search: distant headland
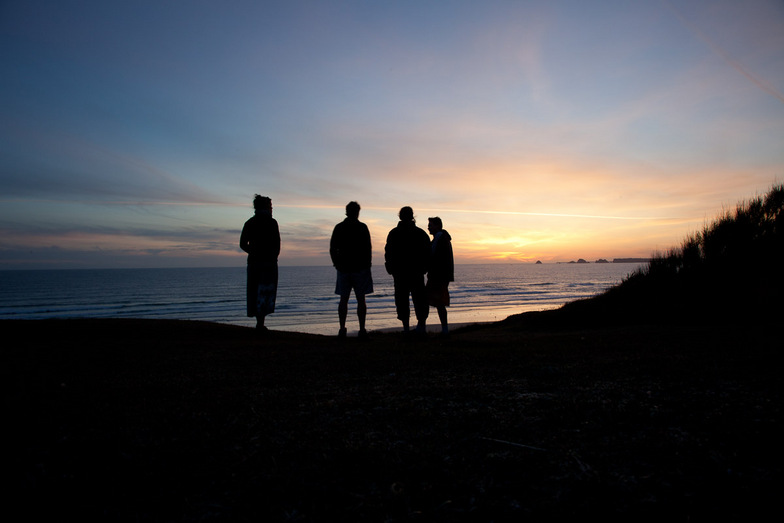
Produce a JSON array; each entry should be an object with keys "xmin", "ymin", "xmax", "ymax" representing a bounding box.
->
[{"xmin": 552, "ymin": 257, "xmax": 651, "ymax": 264}]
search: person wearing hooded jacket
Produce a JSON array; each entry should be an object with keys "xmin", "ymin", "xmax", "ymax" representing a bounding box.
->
[
  {"xmin": 384, "ymin": 206, "xmax": 430, "ymax": 334},
  {"xmin": 426, "ymin": 216, "xmax": 454, "ymax": 336}
]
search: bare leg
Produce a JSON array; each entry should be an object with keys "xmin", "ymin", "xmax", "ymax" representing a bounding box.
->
[
  {"xmin": 338, "ymin": 294, "xmax": 350, "ymax": 329},
  {"xmin": 436, "ymin": 305, "xmax": 448, "ymax": 334},
  {"xmin": 356, "ymin": 293, "xmax": 367, "ymax": 332},
  {"xmin": 338, "ymin": 293, "xmax": 350, "ymax": 338}
]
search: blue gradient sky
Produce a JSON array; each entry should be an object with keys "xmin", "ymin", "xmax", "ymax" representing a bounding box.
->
[{"xmin": 2, "ymin": 0, "xmax": 783, "ymax": 269}]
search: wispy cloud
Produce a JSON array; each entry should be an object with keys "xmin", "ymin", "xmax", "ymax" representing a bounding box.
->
[{"xmin": 1, "ymin": 0, "xmax": 782, "ymax": 268}]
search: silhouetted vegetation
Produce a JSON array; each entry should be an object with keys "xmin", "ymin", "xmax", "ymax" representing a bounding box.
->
[{"xmin": 526, "ymin": 184, "xmax": 784, "ymax": 327}]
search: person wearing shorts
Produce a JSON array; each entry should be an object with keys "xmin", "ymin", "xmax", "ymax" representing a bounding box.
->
[{"xmin": 330, "ymin": 201, "xmax": 374, "ymax": 338}]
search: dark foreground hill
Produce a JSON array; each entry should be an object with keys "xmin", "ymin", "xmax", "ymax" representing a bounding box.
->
[
  {"xmin": 5, "ymin": 187, "xmax": 783, "ymax": 520},
  {"xmin": 3, "ymin": 317, "xmax": 780, "ymax": 521}
]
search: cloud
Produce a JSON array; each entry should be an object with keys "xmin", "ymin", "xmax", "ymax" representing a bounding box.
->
[
  {"xmin": 0, "ymin": 120, "xmax": 227, "ymax": 204},
  {"xmin": 1, "ymin": 0, "xmax": 781, "ymax": 269},
  {"xmin": 0, "ymin": 220, "xmax": 245, "ymax": 270}
]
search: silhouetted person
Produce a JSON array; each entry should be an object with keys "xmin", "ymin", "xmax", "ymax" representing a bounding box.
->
[
  {"xmin": 384, "ymin": 206, "xmax": 430, "ymax": 335},
  {"xmin": 330, "ymin": 201, "xmax": 373, "ymax": 339},
  {"xmin": 240, "ymin": 195, "xmax": 280, "ymax": 332},
  {"xmin": 427, "ymin": 217, "xmax": 454, "ymax": 337}
]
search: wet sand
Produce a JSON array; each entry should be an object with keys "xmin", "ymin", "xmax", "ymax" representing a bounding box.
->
[{"xmin": 3, "ymin": 316, "xmax": 780, "ymax": 520}]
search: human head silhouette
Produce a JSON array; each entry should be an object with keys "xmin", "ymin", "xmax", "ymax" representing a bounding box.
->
[
  {"xmin": 428, "ymin": 216, "xmax": 443, "ymax": 234},
  {"xmin": 253, "ymin": 195, "xmax": 272, "ymax": 214},
  {"xmin": 399, "ymin": 206, "xmax": 414, "ymax": 223},
  {"xmin": 346, "ymin": 201, "xmax": 360, "ymax": 219}
]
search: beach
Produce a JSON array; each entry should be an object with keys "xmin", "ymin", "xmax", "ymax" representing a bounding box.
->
[{"xmin": 4, "ymin": 316, "xmax": 780, "ymax": 521}]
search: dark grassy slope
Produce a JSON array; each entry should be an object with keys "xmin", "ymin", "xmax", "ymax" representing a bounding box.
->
[{"xmin": 521, "ymin": 184, "xmax": 784, "ymax": 328}]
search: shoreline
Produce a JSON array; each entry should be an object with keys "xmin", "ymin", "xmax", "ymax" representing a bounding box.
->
[
  {"xmin": 232, "ymin": 303, "xmax": 556, "ymax": 335},
  {"xmin": 0, "ymin": 263, "xmax": 637, "ymax": 330}
]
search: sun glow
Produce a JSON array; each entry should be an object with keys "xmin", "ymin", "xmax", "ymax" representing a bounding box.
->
[{"xmin": 1, "ymin": 0, "xmax": 781, "ymax": 270}]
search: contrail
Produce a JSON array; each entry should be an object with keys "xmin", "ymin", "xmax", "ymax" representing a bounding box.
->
[
  {"xmin": 0, "ymin": 199, "xmax": 664, "ymax": 221},
  {"xmin": 410, "ymin": 207, "xmax": 663, "ymax": 221},
  {"xmin": 277, "ymin": 204, "xmax": 663, "ymax": 221},
  {"xmin": 662, "ymin": 0, "xmax": 784, "ymax": 105}
]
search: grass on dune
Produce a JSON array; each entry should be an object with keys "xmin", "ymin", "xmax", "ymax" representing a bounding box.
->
[{"xmin": 533, "ymin": 184, "xmax": 784, "ymax": 327}]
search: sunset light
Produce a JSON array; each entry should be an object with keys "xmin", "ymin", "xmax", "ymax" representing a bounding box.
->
[{"xmin": 1, "ymin": 0, "xmax": 782, "ymax": 269}]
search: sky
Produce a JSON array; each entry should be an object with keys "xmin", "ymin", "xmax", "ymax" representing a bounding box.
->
[{"xmin": 1, "ymin": 0, "xmax": 783, "ymax": 269}]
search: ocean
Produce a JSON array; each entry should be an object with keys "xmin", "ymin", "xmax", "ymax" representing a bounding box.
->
[{"xmin": 0, "ymin": 263, "xmax": 645, "ymax": 335}]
